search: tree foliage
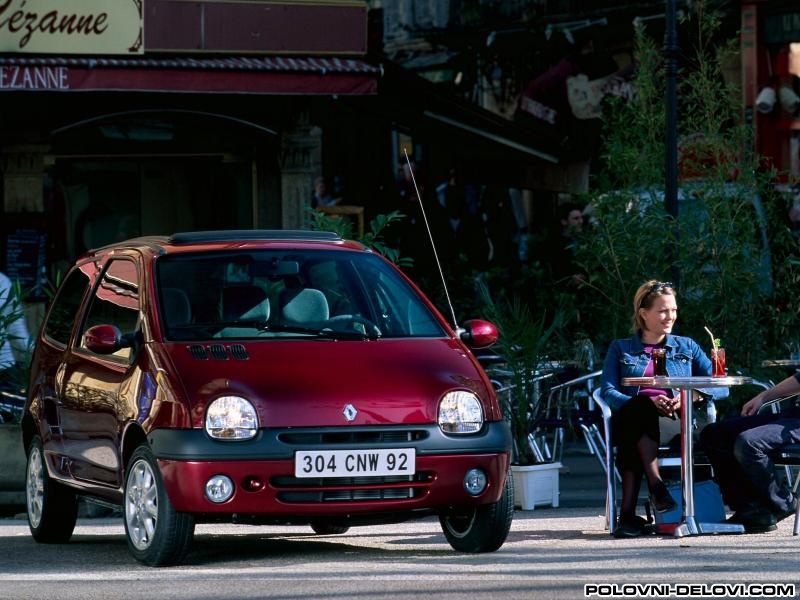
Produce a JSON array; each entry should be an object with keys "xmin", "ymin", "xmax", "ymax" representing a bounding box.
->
[{"xmin": 573, "ymin": 4, "xmax": 791, "ymax": 372}]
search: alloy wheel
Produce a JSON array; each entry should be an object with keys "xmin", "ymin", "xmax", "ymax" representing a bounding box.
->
[
  {"xmin": 125, "ymin": 458, "xmax": 159, "ymax": 550},
  {"xmin": 26, "ymin": 445, "xmax": 44, "ymax": 529}
]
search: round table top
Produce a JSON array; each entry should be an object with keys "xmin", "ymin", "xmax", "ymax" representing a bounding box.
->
[
  {"xmin": 761, "ymin": 359, "xmax": 800, "ymax": 368},
  {"xmin": 622, "ymin": 375, "xmax": 752, "ymax": 387}
]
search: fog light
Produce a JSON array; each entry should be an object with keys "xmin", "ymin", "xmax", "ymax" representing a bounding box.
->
[
  {"xmin": 205, "ymin": 475, "xmax": 234, "ymax": 503},
  {"xmin": 463, "ymin": 468, "xmax": 487, "ymax": 496}
]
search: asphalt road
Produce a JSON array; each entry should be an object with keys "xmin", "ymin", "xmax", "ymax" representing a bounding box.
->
[
  {"xmin": 1, "ymin": 508, "xmax": 799, "ymax": 600},
  {"xmin": 1, "ymin": 444, "xmax": 798, "ymax": 600}
]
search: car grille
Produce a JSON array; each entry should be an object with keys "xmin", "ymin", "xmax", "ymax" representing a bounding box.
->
[
  {"xmin": 274, "ymin": 427, "xmax": 432, "ymax": 503},
  {"xmin": 278, "ymin": 429, "xmax": 428, "ymax": 445},
  {"xmin": 272, "ymin": 472, "xmax": 433, "ymax": 503}
]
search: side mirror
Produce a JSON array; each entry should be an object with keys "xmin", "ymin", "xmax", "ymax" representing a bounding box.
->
[
  {"xmin": 459, "ymin": 319, "xmax": 499, "ymax": 349},
  {"xmin": 84, "ymin": 324, "xmax": 127, "ymax": 354}
]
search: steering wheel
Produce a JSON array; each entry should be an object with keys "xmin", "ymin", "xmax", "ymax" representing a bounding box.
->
[{"xmin": 323, "ymin": 314, "xmax": 382, "ymax": 337}]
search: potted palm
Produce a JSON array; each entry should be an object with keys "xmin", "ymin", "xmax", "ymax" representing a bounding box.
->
[{"xmin": 479, "ymin": 284, "xmax": 566, "ymax": 510}]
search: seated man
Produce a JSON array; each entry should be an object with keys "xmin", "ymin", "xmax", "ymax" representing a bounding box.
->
[{"xmin": 699, "ymin": 372, "xmax": 800, "ymax": 533}]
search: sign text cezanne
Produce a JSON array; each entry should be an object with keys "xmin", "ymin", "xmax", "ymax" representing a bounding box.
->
[{"xmin": 0, "ymin": 0, "xmax": 143, "ymax": 54}]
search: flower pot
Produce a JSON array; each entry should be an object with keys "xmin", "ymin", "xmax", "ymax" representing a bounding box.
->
[
  {"xmin": 511, "ymin": 462, "xmax": 561, "ymax": 510},
  {"xmin": 0, "ymin": 423, "xmax": 26, "ymax": 506}
]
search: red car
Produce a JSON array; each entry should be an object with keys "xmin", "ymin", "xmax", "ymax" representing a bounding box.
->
[{"xmin": 22, "ymin": 230, "xmax": 513, "ymax": 566}]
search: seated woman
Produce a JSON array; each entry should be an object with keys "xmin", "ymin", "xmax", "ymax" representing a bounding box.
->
[{"xmin": 600, "ymin": 280, "xmax": 726, "ymax": 538}]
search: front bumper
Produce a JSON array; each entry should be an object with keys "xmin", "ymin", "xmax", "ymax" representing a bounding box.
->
[{"xmin": 149, "ymin": 422, "xmax": 512, "ymax": 515}]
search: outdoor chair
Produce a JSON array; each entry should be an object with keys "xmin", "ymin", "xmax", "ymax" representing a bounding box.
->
[
  {"xmin": 591, "ymin": 387, "xmax": 717, "ymax": 534},
  {"xmin": 533, "ymin": 370, "xmax": 603, "ymax": 464},
  {"xmin": 489, "ymin": 369, "xmax": 556, "ymax": 463},
  {"xmin": 757, "ymin": 394, "xmax": 800, "ymax": 536}
]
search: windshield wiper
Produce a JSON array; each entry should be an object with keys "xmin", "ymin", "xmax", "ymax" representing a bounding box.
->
[{"xmin": 263, "ymin": 323, "xmax": 379, "ymax": 340}]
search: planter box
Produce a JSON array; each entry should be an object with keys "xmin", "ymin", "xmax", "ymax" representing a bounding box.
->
[
  {"xmin": 511, "ymin": 462, "xmax": 561, "ymax": 510},
  {"xmin": 0, "ymin": 423, "xmax": 26, "ymax": 507}
]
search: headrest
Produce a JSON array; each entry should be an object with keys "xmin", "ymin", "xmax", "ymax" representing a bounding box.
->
[
  {"xmin": 221, "ymin": 285, "xmax": 270, "ymax": 322},
  {"xmin": 281, "ymin": 288, "xmax": 329, "ymax": 324},
  {"xmin": 162, "ymin": 287, "xmax": 192, "ymax": 327}
]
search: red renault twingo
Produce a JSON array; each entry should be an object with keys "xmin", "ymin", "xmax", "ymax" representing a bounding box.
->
[{"xmin": 22, "ymin": 230, "xmax": 513, "ymax": 566}]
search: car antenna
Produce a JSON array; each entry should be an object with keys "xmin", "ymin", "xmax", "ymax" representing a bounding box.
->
[{"xmin": 402, "ymin": 149, "xmax": 460, "ymax": 332}]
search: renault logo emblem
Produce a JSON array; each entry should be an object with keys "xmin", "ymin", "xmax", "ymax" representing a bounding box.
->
[{"xmin": 343, "ymin": 404, "xmax": 358, "ymax": 422}]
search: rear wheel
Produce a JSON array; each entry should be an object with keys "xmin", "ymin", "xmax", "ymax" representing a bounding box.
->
[
  {"xmin": 310, "ymin": 520, "xmax": 350, "ymax": 535},
  {"xmin": 439, "ymin": 470, "xmax": 514, "ymax": 553},
  {"xmin": 124, "ymin": 445, "xmax": 195, "ymax": 566},
  {"xmin": 26, "ymin": 436, "xmax": 78, "ymax": 543}
]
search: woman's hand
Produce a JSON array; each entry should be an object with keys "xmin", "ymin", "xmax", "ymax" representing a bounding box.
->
[{"xmin": 653, "ymin": 394, "xmax": 679, "ymax": 417}]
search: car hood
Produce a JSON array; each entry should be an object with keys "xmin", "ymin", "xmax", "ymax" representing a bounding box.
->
[{"xmin": 165, "ymin": 338, "xmax": 496, "ymax": 428}]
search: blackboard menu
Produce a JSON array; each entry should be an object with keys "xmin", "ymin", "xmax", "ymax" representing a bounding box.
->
[{"xmin": 5, "ymin": 227, "xmax": 47, "ymax": 300}]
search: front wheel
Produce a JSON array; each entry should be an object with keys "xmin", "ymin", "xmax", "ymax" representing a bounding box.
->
[
  {"xmin": 26, "ymin": 436, "xmax": 78, "ymax": 543},
  {"xmin": 124, "ymin": 445, "xmax": 195, "ymax": 566},
  {"xmin": 439, "ymin": 470, "xmax": 514, "ymax": 553},
  {"xmin": 310, "ymin": 520, "xmax": 350, "ymax": 535}
]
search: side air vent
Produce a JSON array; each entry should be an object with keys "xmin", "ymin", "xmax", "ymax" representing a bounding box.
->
[
  {"xmin": 188, "ymin": 345, "xmax": 208, "ymax": 360},
  {"xmin": 209, "ymin": 344, "xmax": 228, "ymax": 360},
  {"xmin": 229, "ymin": 344, "xmax": 249, "ymax": 360}
]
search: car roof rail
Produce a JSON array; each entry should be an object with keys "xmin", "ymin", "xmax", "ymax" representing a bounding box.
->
[{"xmin": 167, "ymin": 230, "xmax": 342, "ymax": 244}]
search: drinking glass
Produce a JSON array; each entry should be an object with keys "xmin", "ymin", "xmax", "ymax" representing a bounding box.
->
[
  {"xmin": 711, "ymin": 348, "xmax": 726, "ymax": 377},
  {"xmin": 652, "ymin": 348, "xmax": 667, "ymax": 376}
]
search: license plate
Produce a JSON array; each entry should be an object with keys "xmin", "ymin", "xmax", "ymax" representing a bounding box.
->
[{"xmin": 294, "ymin": 448, "xmax": 416, "ymax": 478}]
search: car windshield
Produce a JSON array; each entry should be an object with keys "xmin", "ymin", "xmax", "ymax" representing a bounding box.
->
[{"xmin": 155, "ymin": 248, "xmax": 447, "ymax": 341}]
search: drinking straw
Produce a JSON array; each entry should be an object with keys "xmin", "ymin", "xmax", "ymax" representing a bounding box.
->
[{"xmin": 703, "ymin": 326, "xmax": 717, "ymax": 350}]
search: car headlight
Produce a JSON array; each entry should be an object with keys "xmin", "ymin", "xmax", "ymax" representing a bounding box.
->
[
  {"xmin": 205, "ymin": 396, "xmax": 258, "ymax": 440},
  {"xmin": 438, "ymin": 391, "xmax": 483, "ymax": 434}
]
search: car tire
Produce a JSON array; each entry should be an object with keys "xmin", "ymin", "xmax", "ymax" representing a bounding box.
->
[
  {"xmin": 309, "ymin": 520, "xmax": 350, "ymax": 535},
  {"xmin": 439, "ymin": 469, "xmax": 514, "ymax": 553},
  {"xmin": 124, "ymin": 445, "xmax": 195, "ymax": 566},
  {"xmin": 26, "ymin": 436, "xmax": 78, "ymax": 543}
]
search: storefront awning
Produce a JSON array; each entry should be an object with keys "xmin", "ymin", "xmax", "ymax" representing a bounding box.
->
[{"xmin": 0, "ymin": 56, "xmax": 380, "ymax": 95}]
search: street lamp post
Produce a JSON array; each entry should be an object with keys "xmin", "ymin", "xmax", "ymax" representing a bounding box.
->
[
  {"xmin": 664, "ymin": 0, "xmax": 680, "ymax": 285},
  {"xmin": 664, "ymin": 0, "xmax": 679, "ymax": 221}
]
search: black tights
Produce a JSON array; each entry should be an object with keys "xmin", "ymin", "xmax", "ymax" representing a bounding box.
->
[{"xmin": 613, "ymin": 394, "xmax": 665, "ymax": 517}]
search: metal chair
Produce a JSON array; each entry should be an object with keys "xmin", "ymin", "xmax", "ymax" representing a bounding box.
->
[
  {"xmin": 757, "ymin": 394, "xmax": 800, "ymax": 536},
  {"xmin": 488, "ymin": 368, "xmax": 556, "ymax": 463},
  {"xmin": 533, "ymin": 370, "xmax": 603, "ymax": 464},
  {"xmin": 591, "ymin": 387, "xmax": 717, "ymax": 534}
]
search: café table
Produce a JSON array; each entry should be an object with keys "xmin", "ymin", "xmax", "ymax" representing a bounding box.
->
[
  {"xmin": 761, "ymin": 359, "xmax": 800, "ymax": 369},
  {"xmin": 622, "ymin": 375, "xmax": 751, "ymax": 537}
]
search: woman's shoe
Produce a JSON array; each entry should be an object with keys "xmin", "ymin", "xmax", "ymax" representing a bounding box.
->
[
  {"xmin": 650, "ymin": 481, "xmax": 677, "ymax": 513},
  {"xmin": 613, "ymin": 515, "xmax": 649, "ymax": 538}
]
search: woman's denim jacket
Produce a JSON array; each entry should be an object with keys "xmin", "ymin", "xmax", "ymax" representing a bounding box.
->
[{"xmin": 600, "ymin": 333, "xmax": 728, "ymax": 412}]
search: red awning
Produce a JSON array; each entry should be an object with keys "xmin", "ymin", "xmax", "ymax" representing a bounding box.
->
[{"xmin": 0, "ymin": 56, "xmax": 380, "ymax": 95}]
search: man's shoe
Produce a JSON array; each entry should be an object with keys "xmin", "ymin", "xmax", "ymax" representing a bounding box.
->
[
  {"xmin": 650, "ymin": 481, "xmax": 677, "ymax": 513},
  {"xmin": 773, "ymin": 497, "xmax": 798, "ymax": 523},
  {"xmin": 726, "ymin": 505, "xmax": 777, "ymax": 534},
  {"xmin": 613, "ymin": 515, "xmax": 649, "ymax": 538}
]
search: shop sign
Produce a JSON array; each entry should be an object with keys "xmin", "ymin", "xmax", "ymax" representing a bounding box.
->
[
  {"xmin": 0, "ymin": 0, "xmax": 143, "ymax": 54},
  {"xmin": 764, "ymin": 12, "xmax": 800, "ymax": 45}
]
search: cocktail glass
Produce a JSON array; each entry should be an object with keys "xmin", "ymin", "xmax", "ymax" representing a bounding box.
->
[{"xmin": 711, "ymin": 348, "xmax": 726, "ymax": 377}]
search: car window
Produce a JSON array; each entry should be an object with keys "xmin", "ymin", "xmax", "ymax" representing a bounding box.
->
[
  {"xmin": 80, "ymin": 259, "xmax": 141, "ymax": 360},
  {"xmin": 155, "ymin": 249, "xmax": 446, "ymax": 341},
  {"xmin": 43, "ymin": 263, "xmax": 94, "ymax": 346}
]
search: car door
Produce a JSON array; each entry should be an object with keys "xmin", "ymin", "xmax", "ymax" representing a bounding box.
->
[{"xmin": 58, "ymin": 257, "xmax": 142, "ymax": 489}]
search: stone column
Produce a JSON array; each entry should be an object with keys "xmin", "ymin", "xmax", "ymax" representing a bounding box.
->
[
  {"xmin": 279, "ymin": 116, "xmax": 322, "ymax": 230},
  {"xmin": 1, "ymin": 145, "xmax": 49, "ymax": 212}
]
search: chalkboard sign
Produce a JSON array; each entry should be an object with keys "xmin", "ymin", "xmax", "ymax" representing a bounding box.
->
[{"xmin": 4, "ymin": 227, "xmax": 47, "ymax": 300}]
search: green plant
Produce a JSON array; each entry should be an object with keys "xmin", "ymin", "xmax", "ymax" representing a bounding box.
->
[
  {"xmin": 0, "ymin": 278, "xmax": 32, "ymax": 400},
  {"xmin": 308, "ymin": 208, "xmax": 413, "ymax": 267},
  {"xmin": 478, "ymin": 281, "xmax": 566, "ymax": 465},
  {"xmin": 573, "ymin": 4, "xmax": 775, "ymax": 370}
]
